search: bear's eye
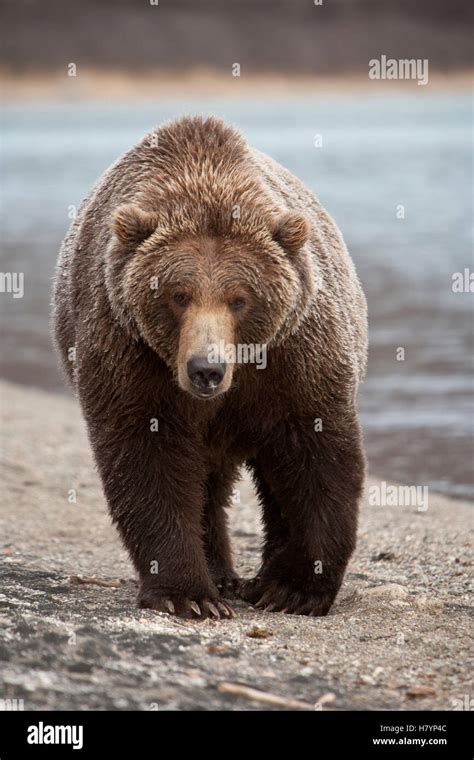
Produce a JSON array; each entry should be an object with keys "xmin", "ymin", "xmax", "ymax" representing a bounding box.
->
[
  {"xmin": 173, "ymin": 292, "xmax": 191, "ymax": 308},
  {"xmin": 228, "ymin": 296, "xmax": 246, "ymax": 311}
]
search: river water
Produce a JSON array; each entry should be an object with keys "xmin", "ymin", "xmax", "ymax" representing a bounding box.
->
[{"xmin": 1, "ymin": 94, "xmax": 472, "ymax": 499}]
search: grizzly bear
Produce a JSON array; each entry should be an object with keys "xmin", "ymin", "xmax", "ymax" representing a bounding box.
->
[{"xmin": 53, "ymin": 115, "xmax": 367, "ymax": 619}]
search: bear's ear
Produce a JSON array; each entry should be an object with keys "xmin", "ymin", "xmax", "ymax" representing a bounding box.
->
[
  {"xmin": 271, "ymin": 212, "xmax": 309, "ymax": 255},
  {"xmin": 111, "ymin": 205, "xmax": 159, "ymax": 247}
]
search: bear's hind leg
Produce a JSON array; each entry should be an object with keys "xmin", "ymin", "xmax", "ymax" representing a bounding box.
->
[{"xmin": 240, "ymin": 458, "xmax": 290, "ymax": 603}]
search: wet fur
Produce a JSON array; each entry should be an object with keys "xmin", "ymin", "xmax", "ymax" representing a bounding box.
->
[{"xmin": 52, "ymin": 116, "xmax": 368, "ymax": 619}]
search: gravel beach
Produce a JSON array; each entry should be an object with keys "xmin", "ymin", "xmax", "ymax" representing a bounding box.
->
[{"xmin": 0, "ymin": 380, "xmax": 472, "ymax": 711}]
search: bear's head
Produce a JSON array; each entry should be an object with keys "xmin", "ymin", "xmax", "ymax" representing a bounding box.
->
[{"xmin": 106, "ymin": 203, "xmax": 314, "ymax": 400}]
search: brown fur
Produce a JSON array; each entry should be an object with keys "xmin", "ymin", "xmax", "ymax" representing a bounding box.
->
[{"xmin": 52, "ymin": 115, "xmax": 368, "ymax": 619}]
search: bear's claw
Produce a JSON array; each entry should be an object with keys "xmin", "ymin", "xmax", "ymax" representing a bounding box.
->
[
  {"xmin": 139, "ymin": 589, "xmax": 235, "ymax": 620},
  {"xmin": 242, "ymin": 577, "xmax": 334, "ymax": 617}
]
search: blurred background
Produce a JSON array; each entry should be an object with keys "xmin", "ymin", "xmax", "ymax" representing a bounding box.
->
[{"xmin": 1, "ymin": 0, "xmax": 473, "ymax": 499}]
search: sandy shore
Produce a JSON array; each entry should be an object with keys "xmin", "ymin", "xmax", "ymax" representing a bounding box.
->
[
  {"xmin": 0, "ymin": 380, "xmax": 472, "ymax": 711},
  {"xmin": 2, "ymin": 68, "xmax": 473, "ymax": 101}
]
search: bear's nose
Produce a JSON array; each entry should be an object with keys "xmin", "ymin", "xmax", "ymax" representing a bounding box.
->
[{"xmin": 187, "ymin": 356, "xmax": 226, "ymax": 393}]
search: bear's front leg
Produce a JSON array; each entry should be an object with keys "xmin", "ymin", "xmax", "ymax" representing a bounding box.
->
[
  {"xmin": 83, "ymin": 407, "xmax": 234, "ymax": 620},
  {"xmin": 243, "ymin": 413, "xmax": 365, "ymax": 616}
]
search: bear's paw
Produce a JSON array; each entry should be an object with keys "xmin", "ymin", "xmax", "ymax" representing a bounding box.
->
[{"xmin": 138, "ymin": 587, "xmax": 235, "ymax": 620}]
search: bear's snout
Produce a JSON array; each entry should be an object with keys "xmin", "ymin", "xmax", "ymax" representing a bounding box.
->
[{"xmin": 186, "ymin": 356, "xmax": 227, "ymax": 398}]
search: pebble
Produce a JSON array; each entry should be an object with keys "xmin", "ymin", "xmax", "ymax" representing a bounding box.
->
[
  {"xmin": 414, "ymin": 596, "xmax": 444, "ymax": 613},
  {"xmin": 246, "ymin": 625, "xmax": 273, "ymax": 639}
]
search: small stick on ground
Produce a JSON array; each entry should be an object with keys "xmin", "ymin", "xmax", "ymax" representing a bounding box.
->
[
  {"xmin": 69, "ymin": 575, "xmax": 125, "ymax": 588},
  {"xmin": 217, "ymin": 682, "xmax": 318, "ymax": 710}
]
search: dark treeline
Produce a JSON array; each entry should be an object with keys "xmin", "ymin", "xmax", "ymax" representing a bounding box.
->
[{"xmin": 1, "ymin": 0, "xmax": 472, "ymax": 73}]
